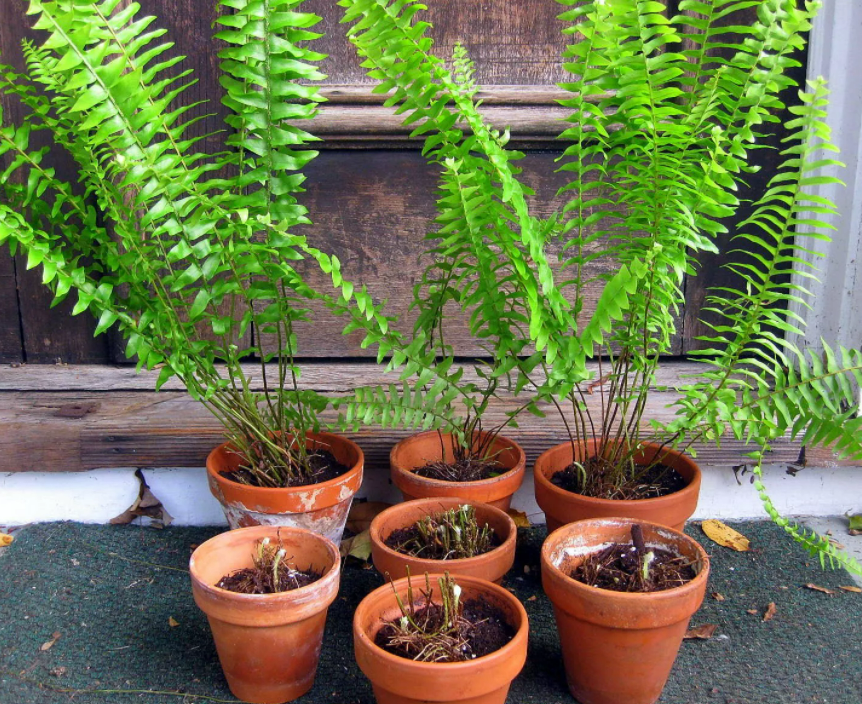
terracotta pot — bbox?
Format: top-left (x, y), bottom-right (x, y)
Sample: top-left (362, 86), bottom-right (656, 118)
top-left (541, 518), bottom-right (709, 704)
top-left (207, 431), bottom-right (364, 543)
top-left (354, 575), bottom-right (529, 704)
top-left (390, 431), bottom-right (526, 511)
top-left (369, 497), bottom-right (517, 584)
top-left (534, 439), bottom-right (701, 532)
top-left (190, 525), bottom-right (341, 704)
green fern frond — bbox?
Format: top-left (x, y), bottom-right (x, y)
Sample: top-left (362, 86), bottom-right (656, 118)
top-left (215, 0), bottom-right (326, 223)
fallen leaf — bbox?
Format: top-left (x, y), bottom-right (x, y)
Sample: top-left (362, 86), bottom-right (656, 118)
top-left (340, 529), bottom-right (372, 562)
top-left (168, 617), bottom-right (179, 628)
top-left (526, 595), bottom-right (537, 602)
top-left (839, 585), bottom-right (862, 593)
top-left (848, 514), bottom-right (862, 531)
top-left (701, 519), bottom-right (750, 552)
top-left (850, 529), bottom-right (862, 537)
top-left (0, 533), bottom-right (13, 547)
top-left (507, 509), bottom-right (531, 528)
top-left (40, 632), bottom-right (61, 651)
top-left (829, 539), bottom-right (846, 550)
top-left (711, 592), bottom-right (725, 601)
top-left (346, 502), bottom-right (392, 534)
top-left (110, 469), bottom-right (173, 528)
top-left (746, 609), bottom-right (758, 615)
top-left (804, 583), bottom-right (836, 595)
top-left (684, 624), bottom-right (717, 640)
top-left (763, 602), bottom-right (777, 622)
top-left (50, 667), bottom-right (67, 677)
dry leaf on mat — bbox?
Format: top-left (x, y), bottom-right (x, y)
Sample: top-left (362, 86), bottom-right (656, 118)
top-left (346, 502), bottom-right (392, 534)
top-left (839, 585), bottom-right (862, 593)
top-left (701, 519), bottom-right (750, 552)
top-left (507, 509), bottom-right (531, 528)
top-left (684, 624), bottom-right (717, 640)
top-left (804, 583), bottom-right (836, 595)
top-left (168, 617), bottom-right (180, 627)
top-left (763, 602), bottom-right (777, 622)
top-left (0, 533), bottom-right (13, 547)
top-left (711, 592), bottom-right (725, 601)
top-left (40, 632), bottom-right (61, 651)
top-left (340, 530), bottom-right (372, 561)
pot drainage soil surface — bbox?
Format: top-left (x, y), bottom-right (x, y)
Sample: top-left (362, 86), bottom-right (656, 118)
top-left (0, 521), bottom-right (859, 703)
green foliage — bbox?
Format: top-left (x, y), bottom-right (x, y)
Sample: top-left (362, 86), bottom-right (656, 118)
top-left (0, 0), bottom-right (389, 486)
top-left (336, 0), bottom-right (862, 572)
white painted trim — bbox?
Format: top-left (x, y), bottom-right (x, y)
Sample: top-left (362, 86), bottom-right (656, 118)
top-left (790, 0), bottom-right (862, 358)
top-left (0, 464), bottom-right (858, 526)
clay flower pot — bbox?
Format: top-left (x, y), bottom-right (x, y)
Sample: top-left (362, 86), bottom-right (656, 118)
top-left (369, 497), bottom-right (517, 584)
top-left (541, 518), bottom-right (710, 704)
top-left (354, 575), bottom-right (529, 704)
top-left (534, 439), bottom-right (701, 532)
top-left (190, 525), bottom-right (341, 704)
top-left (207, 430), bottom-right (364, 543)
top-left (390, 431), bottom-right (526, 511)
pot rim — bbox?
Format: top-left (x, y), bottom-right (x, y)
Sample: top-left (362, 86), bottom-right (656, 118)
top-left (534, 439), bottom-right (701, 508)
top-left (190, 525), bottom-right (342, 605)
top-left (207, 430), bottom-right (364, 499)
top-left (390, 430), bottom-right (526, 489)
top-left (541, 517), bottom-right (710, 601)
top-left (354, 574), bottom-right (529, 671)
top-left (369, 497), bottom-right (517, 570)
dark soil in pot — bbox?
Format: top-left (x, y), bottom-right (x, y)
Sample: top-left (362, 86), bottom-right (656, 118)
top-left (374, 598), bottom-right (514, 661)
top-left (571, 524), bottom-right (697, 593)
top-left (413, 456), bottom-right (502, 482)
top-left (214, 534), bottom-right (325, 594)
top-left (384, 525), bottom-right (501, 559)
top-left (224, 449), bottom-right (350, 488)
top-left (551, 459), bottom-right (687, 500)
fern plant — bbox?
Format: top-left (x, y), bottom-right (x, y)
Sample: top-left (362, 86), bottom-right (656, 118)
top-left (336, 0), bottom-right (862, 574)
top-left (0, 0), bottom-right (396, 487)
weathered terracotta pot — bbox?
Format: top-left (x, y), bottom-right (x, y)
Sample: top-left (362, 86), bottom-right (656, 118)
top-left (207, 431), bottom-right (364, 543)
top-left (534, 439), bottom-right (701, 532)
top-left (190, 525), bottom-right (341, 704)
top-left (354, 575), bottom-right (529, 704)
top-left (390, 431), bottom-right (526, 511)
top-left (541, 518), bottom-right (710, 704)
top-left (369, 497), bottom-right (517, 584)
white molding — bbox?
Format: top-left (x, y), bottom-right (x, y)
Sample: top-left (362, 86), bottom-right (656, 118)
top-left (790, 0), bottom-right (862, 362)
top-left (0, 464), bottom-right (858, 526)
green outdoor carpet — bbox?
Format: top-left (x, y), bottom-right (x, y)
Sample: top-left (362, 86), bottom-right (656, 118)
top-left (0, 521), bottom-right (859, 704)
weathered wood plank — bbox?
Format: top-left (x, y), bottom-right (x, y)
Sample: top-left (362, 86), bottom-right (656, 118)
top-left (678, 3), bottom-right (809, 351)
top-left (0, 0), bottom-right (108, 363)
top-left (0, 256), bottom-right (22, 364)
top-left (0, 363), bottom-right (852, 472)
top-left (308, 0), bottom-right (570, 87)
top-left (0, 361), bottom-right (711, 392)
top-left (272, 150), bottom-right (683, 357)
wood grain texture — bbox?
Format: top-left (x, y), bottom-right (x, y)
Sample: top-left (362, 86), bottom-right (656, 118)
top-left (260, 149), bottom-right (680, 357)
top-left (1, 0), bottom-right (109, 363)
top-left (0, 255), bottom-right (22, 363)
top-left (308, 0), bottom-right (570, 87)
top-left (1, 362), bottom-right (847, 473)
top-left (678, 3), bottom-right (809, 351)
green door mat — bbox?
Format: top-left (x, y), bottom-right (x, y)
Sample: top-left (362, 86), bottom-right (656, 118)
top-left (0, 522), bottom-right (859, 703)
